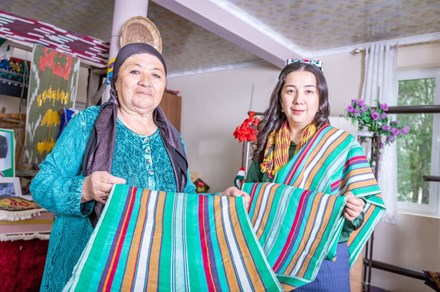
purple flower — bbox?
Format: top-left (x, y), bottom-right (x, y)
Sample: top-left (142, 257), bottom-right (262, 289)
top-left (371, 110), bottom-right (379, 120)
top-left (391, 128), bottom-right (400, 136)
top-left (380, 142), bottom-right (385, 148)
top-left (351, 99), bottom-right (358, 105)
top-left (401, 125), bottom-right (410, 134)
top-left (382, 124), bottom-right (390, 131)
top-left (362, 105), bottom-right (368, 112)
top-left (354, 109), bottom-right (361, 116)
top-left (380, 113), bottom-right (387, 119)
top-left (387, 135), bottom-right (396, 143)
top-left (380, 103), bottom-right (389, 111)
top-left (347, 104), bottom-right (355, 113)
top-left (358, 99), bottom-right (365, 106)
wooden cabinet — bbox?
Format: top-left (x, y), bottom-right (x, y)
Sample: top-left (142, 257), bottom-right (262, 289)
top-left (159, 91), bottom-right (181, 131)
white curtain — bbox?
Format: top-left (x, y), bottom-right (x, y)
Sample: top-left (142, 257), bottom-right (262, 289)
top-left (361, 42), bottom-right (398, 224)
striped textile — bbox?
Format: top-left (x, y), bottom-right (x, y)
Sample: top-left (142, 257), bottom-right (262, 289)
top-left (274, 124), bottom-right (386, 266)
top-left (243, 182), bottom-right (347, 289)
top-left (64, 126), bottom-right (384, 291)
top-left (64, 184), bottom-right (282, 292)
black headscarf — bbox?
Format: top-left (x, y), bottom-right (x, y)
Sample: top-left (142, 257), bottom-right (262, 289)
top-left (82, 43), bottom-right (188, 227)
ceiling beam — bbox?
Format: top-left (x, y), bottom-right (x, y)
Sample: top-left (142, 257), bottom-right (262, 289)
top-left (153, 0), bottom-right (302, 69)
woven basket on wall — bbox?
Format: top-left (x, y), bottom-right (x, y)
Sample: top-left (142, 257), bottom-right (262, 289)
top-left (120, 16), bottom-right (162, 53)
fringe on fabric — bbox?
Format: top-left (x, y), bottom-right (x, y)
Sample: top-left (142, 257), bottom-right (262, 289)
top-left (0, 209), bottom-right (45, 221)
top-left (0, 232), bottom-right (50, 242)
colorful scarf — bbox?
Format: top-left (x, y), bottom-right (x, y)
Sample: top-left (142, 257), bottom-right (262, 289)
top-left (274, 124), bottom-right (385, 266)
top-left (260, 122), bottom-right (316, 178)
top-left (64, 184), bottom-right (283, 291)
top-left (243, 182), bottom-right (347, 289)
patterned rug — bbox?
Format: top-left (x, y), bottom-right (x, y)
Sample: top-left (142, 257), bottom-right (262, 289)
top-left (0, 195), bottom-right (52, 241)
top-left (0, 195), bottom-right (45, 221)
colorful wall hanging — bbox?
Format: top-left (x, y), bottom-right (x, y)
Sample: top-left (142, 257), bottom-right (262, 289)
top-left (24, 45), bottom-right (80, 165)
top-left (0, 10), bottom-right (109, 68)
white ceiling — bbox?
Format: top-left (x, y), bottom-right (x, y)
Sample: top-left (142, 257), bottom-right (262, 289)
top-left (1, 0), bottom-right (439, 76)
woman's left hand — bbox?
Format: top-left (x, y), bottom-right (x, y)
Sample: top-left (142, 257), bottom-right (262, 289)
top-left (343, 192), bottom-right (365, 221)
top-left (219, 186), bottom-right (251, 209)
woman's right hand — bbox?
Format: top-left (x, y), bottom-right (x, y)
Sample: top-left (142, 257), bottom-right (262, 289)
top-left (218, 186), bottom-right (251, 209)
top-left (343, 192), bottom-right (365, 221)
top-left (81, 171), bottom-right (126, 203)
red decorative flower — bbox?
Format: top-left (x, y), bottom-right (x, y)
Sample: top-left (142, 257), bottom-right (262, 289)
top-left (233, 111), bottom-right (261, 142)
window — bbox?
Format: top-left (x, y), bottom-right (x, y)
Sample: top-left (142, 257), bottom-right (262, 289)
top-left (397, 68), bottom-right (440, 217)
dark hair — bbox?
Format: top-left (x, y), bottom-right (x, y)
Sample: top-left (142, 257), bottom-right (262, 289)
top-left (252, 62), bottom-right (330, 162)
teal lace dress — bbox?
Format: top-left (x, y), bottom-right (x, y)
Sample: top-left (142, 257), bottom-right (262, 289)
top-left (30, 106), bottom-right (195, 292)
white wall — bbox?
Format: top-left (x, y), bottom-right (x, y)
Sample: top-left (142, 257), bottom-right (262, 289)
top-left (168, 62), bottom-right (279, 192)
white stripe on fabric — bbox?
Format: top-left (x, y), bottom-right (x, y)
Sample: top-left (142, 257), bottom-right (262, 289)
top-left (173, 194), bottom-right (186, 291)
top-left (345, 172), bottom-right (376, 187)
top-left (253, 184), bottom-right (274, 234)
top-left (133, 191), bottom-right (159, 291)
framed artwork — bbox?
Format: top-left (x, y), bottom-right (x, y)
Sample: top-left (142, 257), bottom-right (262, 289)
top-left (0, 177), bottom-right (22, 197)
top-left (0, 128), bottom-right (15, 177)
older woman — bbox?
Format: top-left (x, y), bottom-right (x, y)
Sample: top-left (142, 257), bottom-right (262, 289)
top-left (30, 43), bottom-right (245, 292)
top-left (245, 60), bottom-right (384, 290)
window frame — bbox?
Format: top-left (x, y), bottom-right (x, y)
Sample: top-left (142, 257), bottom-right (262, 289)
top-left (396, 68), bottom-right (440, 218)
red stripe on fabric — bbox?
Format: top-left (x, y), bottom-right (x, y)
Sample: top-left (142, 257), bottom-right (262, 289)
top-left (331, 179), bottom-right (341, 190)
top-left (103, 186), bottom-right (137, 290)
top-left (284, 125), bottom-right (329, 185)
top-left (248, 183), bottom-right (259, 213)
top-left (345, 155), bottom-right (368, 169)
top-left (198, 196), bottom-right (216, 292)
top-left (272, 190), bottom-right (309, 271)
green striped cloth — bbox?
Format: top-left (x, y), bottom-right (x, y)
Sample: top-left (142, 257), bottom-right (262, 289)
top-left (64, 185), bottom-right (282, 291)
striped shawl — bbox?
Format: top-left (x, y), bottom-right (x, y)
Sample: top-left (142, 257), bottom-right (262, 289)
top-left (64, 125), bottom-right (384, 291)
top-left (244, 124), bottom-right (385, 288)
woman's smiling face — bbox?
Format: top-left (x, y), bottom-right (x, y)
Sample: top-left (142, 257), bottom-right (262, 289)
top-left (280, 70), bottom-right (320, 131)
top-left (115, 53), bottom-right (166, 117)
